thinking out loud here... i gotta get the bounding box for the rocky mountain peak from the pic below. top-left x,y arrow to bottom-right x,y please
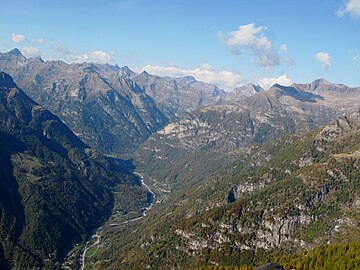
313,78 -> 330,85
292,78 -> 352,94
176,76 -> 197,84
309,78 -> 332,90
29,56 -> 44,63
8,48 -> 24,57
141,70 -> 150,77
239,83 -> 263,94
119,65 -> 135,77
0,49 -> 27,64
222,83 -> 263,104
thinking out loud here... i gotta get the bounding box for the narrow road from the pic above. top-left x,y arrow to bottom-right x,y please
79,230 -> 101,270
79,171 -> 155,270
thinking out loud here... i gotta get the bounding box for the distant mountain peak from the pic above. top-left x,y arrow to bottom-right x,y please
245,83 -> 263,92
291,78 -> 352,94
121,65 -> 131,72
7,48 -> 24,57
178,76 -> 197,83
29,56 -> 44,63
271,83 -> 282,89
101,63 -> 120,71
119,65 -> 135,77
229,83 -> 264,99
0,72 -> 17,88
312,78 -> 330,85
140,70 -> 150,76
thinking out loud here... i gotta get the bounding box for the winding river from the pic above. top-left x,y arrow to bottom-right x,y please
79,172 -> 155,270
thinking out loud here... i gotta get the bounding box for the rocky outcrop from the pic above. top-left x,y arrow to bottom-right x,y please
311,110 -> 360,160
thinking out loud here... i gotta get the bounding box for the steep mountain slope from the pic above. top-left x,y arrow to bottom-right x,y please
88,110 -> 360,269
134,81 -> 360,189
0,72 -> 148,269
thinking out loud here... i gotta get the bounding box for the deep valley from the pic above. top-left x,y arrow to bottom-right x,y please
0,43 -> 360,270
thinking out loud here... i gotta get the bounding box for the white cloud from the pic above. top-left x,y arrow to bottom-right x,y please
36,37 -> 45,44
315,52 -> 333,69
280,44 -> 288,52
21,46 -> 39,56
259,75 -> 293,90
218,23 -> 282,70
219,23 -> 271,49
82,50 -> 113,64
11,34 -> 25,43
336,0 -> 360,18
52,43 -> 113,64
139,63 -> 243,90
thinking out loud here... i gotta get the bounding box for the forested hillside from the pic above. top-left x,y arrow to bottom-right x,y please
0,72 -> 149,269
85,109 -> 360,269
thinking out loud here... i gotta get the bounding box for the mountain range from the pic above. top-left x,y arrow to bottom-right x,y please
1,48 -> 360,269
0,49 -> 252,156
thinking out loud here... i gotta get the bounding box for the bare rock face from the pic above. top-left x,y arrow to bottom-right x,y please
225,83 -> 264,102
132,72 -> 227,120
313,110 -> 360,157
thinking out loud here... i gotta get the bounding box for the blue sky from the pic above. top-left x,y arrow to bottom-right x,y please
1,0 -> 360,90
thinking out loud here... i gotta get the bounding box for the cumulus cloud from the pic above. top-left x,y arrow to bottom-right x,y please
52,43 -> 113,64
218,23 -> 281,70
315,52 -> 333,69
280,44 -> 288,52
82,50 -> 113,64
11,34 -> 25,43
139,63 -> 243,90
21,46 -> 39,56
259,75 -> 293,90
219,23 -> 271,49
336,0 -> 360,18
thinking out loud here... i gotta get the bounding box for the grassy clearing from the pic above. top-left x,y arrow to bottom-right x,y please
86,246 -> 101,257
